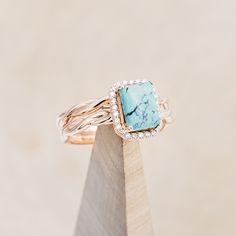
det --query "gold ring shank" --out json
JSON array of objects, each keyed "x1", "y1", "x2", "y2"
[
  {"x1": 65, "y1": 128, "x2": 97, "y2": 145},
  {"x1": 57, "y1": 96, "x2": 172, "y2": 145},
  {"x1": 57, "y1": 98, "x2": 112, "y2": 144}
]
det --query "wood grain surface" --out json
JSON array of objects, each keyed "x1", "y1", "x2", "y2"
[{"x1": 74, "y1": 125, "x2": 153, "y2": 236}]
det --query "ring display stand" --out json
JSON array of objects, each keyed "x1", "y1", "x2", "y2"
[{"x1": 74, "y1": 125, "x2": 153, "y2": 236}]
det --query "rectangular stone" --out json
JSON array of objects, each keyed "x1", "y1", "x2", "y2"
[{"x1": 119, "y1": 81, "x2": 160, "y2": 132}]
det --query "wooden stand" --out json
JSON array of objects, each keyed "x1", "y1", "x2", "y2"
[{"x1": 74, "y1": 125, "x2": 153, "y2": 236}]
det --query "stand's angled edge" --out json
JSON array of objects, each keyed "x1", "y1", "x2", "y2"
[{"x1": 74, "y1": 125, "x2": 153, "y2": 236}]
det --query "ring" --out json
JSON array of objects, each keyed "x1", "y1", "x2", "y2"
[{"x1": 57, "y1": 80, "x2": 172, "y2": 144}]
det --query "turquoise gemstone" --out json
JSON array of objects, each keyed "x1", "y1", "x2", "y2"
[{"x1": 119, "y1": 82, "x2": 160, "y2": 132}]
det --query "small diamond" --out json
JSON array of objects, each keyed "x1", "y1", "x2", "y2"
[
  {"x1": 115, "y1": 124, "x2": 121, "y2": 130},
  {"x1": 113, "y1": 111, "x2": 119, "y2": 117},
  {"x1": 135, "y1": 79, "x2": 140, "y2": 83},
  {"x1": 151, "y1": 130, "x2": 157, "y2": 136},
  {"x1": 115, "y1": 82, "x2": 121, "y2": 88},
  {"x1": 119, "y1": 129, "x2": 125, "y2": 134},
  {"x1": 122, "y1": 80, "x2": 128, "y2": 85},
  {"x1": 138, "y1": 133, "x2": 144, "y2": 139},
  {"x1": 112, "y1": 105, "x2": 118, "y2": 110},
  {"x1": 114, "y1": 118, "x2": 120, "y2": 124},
  {"x1": 125, "y1": 133, "x2": 131, "y2": 139},
  {"x1": 109, "y1": 91, "x2": 115, "y2": 98},
  {"x1": 145, "y1": 132, "x2": 151, "y2": 137},
  {"x1": 111, "y1": 98, "x2": 117, "y2": 104},
  {"x1": 132, "y1": 133, "x2": 138, "y2": 139},
  {"x1": 129, "y1": 80, "x2": 134, "y2": 85}
]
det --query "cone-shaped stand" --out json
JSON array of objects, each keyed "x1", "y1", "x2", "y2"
[{"x1": 74, "y1": 125, "x2": 153, "y2": 236}]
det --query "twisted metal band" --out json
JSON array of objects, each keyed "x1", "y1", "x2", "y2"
[
  {"x1": 57, "y1": 98, "x2": 112, "y2": 144},
  {"x1": 158, "y1": 97, "x2": 173, "y2": 132},
  {"x1": 57, "y1": 97, "x2": 172, "y2": 144}
]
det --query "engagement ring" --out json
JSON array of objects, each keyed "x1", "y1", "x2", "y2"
[{"x1": 57, "y1": 80, "x2": 172, "y2": 144}]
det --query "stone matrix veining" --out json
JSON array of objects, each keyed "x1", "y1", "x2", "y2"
[{"x1": 119, "y1": 81, "x2": 160, "y2": 132}]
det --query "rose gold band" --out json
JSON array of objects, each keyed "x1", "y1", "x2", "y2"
[
  {"x1": 57, "y1": 98, "x2": 112, "y2": 144},
  {"x1": 57, "y1": 96, "x2": 172, "y2": 145}
]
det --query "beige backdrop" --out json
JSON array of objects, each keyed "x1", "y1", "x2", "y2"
[{"x1": 0, "y1": 0, "x2": 236, "y2": 235}]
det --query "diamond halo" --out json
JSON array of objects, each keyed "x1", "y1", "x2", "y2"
[{"x1": 109, "y1": 80, "x2": 161, "y2": 140}]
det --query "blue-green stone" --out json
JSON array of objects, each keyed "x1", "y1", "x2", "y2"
[{"x1": 119, "y1": 82, "x2": 160, "y2": 132}]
